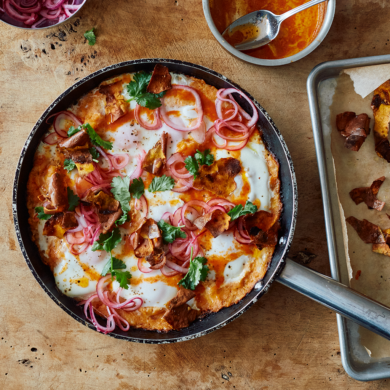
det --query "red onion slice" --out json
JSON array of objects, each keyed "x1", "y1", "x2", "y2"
[
  {"x1": 161, "y1": 265, "x2": 180, "y2": 277},
  {"x1": 166, "y1": 259, "x2": 189, "y2": 274},
  {"x1": 160, "y1": 86, "x2": 203, "y2": 132},
  {"x1": 42, "y1": 132, "x2": 61, "y2": 145},
  {"x1": 137, "y1": 258, "x2": 152, "y2": 273},
  {"x1": 134, "y1": 104, "x2": 162, "y2": 130},
  {"x1": 218, "y1": 88, "x2": 258, "y2": 128}
]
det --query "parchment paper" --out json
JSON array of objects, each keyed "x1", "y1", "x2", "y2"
[
  {"x1": 329, "y1": 72, "x2": 390, "y2": 359},
  {"x1": 344, "y1": 63, "x2": 390, "y2": 98}
]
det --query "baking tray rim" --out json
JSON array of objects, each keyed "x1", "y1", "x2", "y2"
[{"x1": 307, "y1": 54, "x2": 390, "y2": 382}]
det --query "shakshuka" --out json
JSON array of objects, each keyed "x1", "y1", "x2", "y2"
[{"x1": 27, "y1": 64, "x2": 282, "y2": 333}]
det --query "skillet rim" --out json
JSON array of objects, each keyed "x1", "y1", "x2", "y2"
[{"x1": 12, "y1": 58, "x2": 297, "y2": 343}]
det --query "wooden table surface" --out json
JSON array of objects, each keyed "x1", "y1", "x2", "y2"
[{"x1": 1, "y1": 0, "x2": 389, "y2": 388}]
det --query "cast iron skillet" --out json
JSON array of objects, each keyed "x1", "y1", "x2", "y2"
[{"x1": 13, "y1": 59, "x2": 390, "y2": 343}]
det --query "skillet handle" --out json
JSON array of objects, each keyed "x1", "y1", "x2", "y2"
[{"x1": 277, "y1": 258, "x2": 390, "y2": 340}]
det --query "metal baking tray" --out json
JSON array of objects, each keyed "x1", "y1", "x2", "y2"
[{"x1": 307, "y1": 54, "x2": 390, "y2": 381}]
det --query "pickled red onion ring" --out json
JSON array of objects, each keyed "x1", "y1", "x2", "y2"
[
  {"x1": 160, "y1": 86, "x2": 203, "y2": 131},
  {"x1": 137, "y1": 258, "x2": 152, "y2": 273},
  {"x1": 42, "y1": 132, "x2": 61, "y2": 145},
  {"x1": 129, "y1": 149, "x2": 146, "y2": 181},
  {"x1": 161, "y1": 265, "x2": 180, "y2": 277},
  {"x1": 134, "y1": 104, "x2": 162, "y2": 130},
  {"x1": 216, "y1": 89, "x2": 238, "y2": 122},
  {"x1": 234, "y1": 225, "x2": 252, "y2": 244},
  {"x1": 216, "y1": 88, "x2": 258, "y2": 127},
  {"x1": 108, "y1": 153, "x2": 130, "y2": 170},
  {"x1": 4, "y1": 0, "x2": 85, "y2": 29},
  {"x1": 166, "y1": 259, "x2": 189, "y2": 274}
]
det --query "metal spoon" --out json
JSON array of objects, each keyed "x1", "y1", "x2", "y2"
[{"x1": 222, "y1": 0, "x2": 327, "y2": 51}]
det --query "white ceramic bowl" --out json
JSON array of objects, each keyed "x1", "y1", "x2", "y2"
[
  {"x1": 202, "y1": 0, "x2": 335, "y2": 66},
  {"x1": 0, "y1": 0, "x2": 86, "y2": 30}
]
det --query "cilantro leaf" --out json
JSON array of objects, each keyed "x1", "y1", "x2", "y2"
[
  {"x1": 67, "y1": 123, "x2": 112, "y2": 150},
  {"x1": 90, "y1": 147, "x2": 100, "y2": 162},
  {"x1": 83, "y1": 123, "x2": 112, "y2": 150},
  {"x1": 35, "y1": 206, "x2": 51, "y2": 220},
  {"x1": 92, "y1": 228, "x2": 121, "y2": 253},
  {"x1": 113, "y1": 270, "x2": 132, "y2": 289},
  {"x1": 184, "y1": 156, "x2": 199, "y2": 178},
  {"x1": 178, "y1": 256, "x2": 209, "y2": 290},
  {"x1": 126, "y1": 71, "x2": 165, "y2": 110},
  {"x1": 116, "y1": 213, "x2": 128, "y2": 226},
  {"x1": 130, "y1": 178, "x2": 144, "y2": 199},
  {"x1": 127, "y1": 72, "x2": 151, "y2": 97},
  {"x1": 64, "y1": 158, "x2": 76, "y2": 173},
  {"x1": 242, "y1": 201, "x2": 258, "y2": 215},
  {"x1": 185, "y1": 150, "x2": 214, "y2": 179},
  {"x1": 67, "y1": 126, "x2": 79, "y2": 137},
  {"x1": 67, "y1": 187, "x2": 80, "y2": 211},
  {"x1": 137, "y1": 92, "x2": 165, "y2": 110},
  {"x1": 111, "y1": 176, "x2": 131, "y2": 225},
  {"x1": 101, "y1": 256, "x2": 127, "y2": 277},
  {"x1": 148, "y1": 175, "x2": 175, "y2": 193},
  {"x1": 227, "y1": 201, "x2": 258, "y2": 221},
  {"x1": 195, "y1": 149, "x2": 214, "y2": 166},
  {"x1": 84, "y1": 28, "x2": 96, "y2": 46},
  {"x1": 157, "y1": 220, "x2": 187, "y2": 243}
]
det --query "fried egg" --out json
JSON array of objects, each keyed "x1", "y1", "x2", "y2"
[{"x1": 27, "y1": 72, "x2": 281, "y2": 331}]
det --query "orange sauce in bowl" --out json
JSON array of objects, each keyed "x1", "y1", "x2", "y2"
[{"x1": 210, "y1": 0, "x2": 326, "y2": 60}]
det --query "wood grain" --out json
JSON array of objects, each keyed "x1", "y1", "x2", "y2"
[{"x1": 0, "y1": 0, "x2": 389, "y2": 388}]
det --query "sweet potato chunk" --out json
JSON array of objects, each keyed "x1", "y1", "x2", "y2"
[
  {"x1": 243, "y1": 211, "x2": 279, "y2": 249},
  {"x1": 193, "y1": 158, "x2": 241, "y2": 197},
  {"x1": 147, "y1": 64, "x2": 172, "y2": 94},
  {"x1": 43, "y1": 212, "x2": 78, "y2": 239},
  {"x1": 99, "y1": 81, "x2": 127, "y2": 124},
  {"x1": 346, "y1": 216, "x2": 386, "y2": 244},
  {"x1": 84, "y1": 190, "x2": 122, "y2": 233},
  {"x1": 163, "y1": 288, "x2": 197, "y2": 330},
  {"x1": 194, "y1": 209, "x2": 231, "y2": 238},
  {"x1": 132, "y1": 218, "x2": 163, "y2": 259},
  {"x1": 142, "y1": 132, "x2": 168, "y2": 176},
  {"x1": 44, "y1": 169, "x2": 68, "y2": 214},
  {"x1": 336, "y1": 112, "x2": 370, "y2": 151},
  {"x1": 134, "y1": 238, "x2": 154, "y2": 258},
  {"x1": 84, "y1": 191, "x2": 120, "y2": 214},
  {"x1": 371, "y1": 81, "x2": 390, "y2": 161},
  {"x1": 349, "y1": 176, "x2": 385, "y2": 211},
  {"x1": 59, "y1": 130, "x2": 89, "y2": 149},
  {"x1": 59, "y1": 130, "x2": 94, "y2": 176},
  {"x1": 146, "y1": 248, "x2": 166, "y2": 269},
  {"x1": 99, "y1": 209, "x2": 123, "y2": 234}
]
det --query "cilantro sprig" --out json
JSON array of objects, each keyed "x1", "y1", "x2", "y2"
[
  {"x1": 178, "y1": 248, "x2": 209, "y2": 290},
  {"x1": 92, "y1": 228, "x2": 131, "y2": 289},
  {"x1": 64, "y1": 158, "x2": 76, "y2": 173},
  {"x1": 195, "y1": 149, "x2": 214, "y2": 166},
  {"x1": 92, "y1": 228, "x2": 122, "y2": 253},
  {"x1": 67, "y1": 123, "x2": 113, "y2": 150},
  {"x1": 126, "y1": 71, "x2": 165, "y2": 110},
  {"x1": 157, "y1": 220, "x2": 187, "y2": 243},
  {"x1": 148, "y1": 175, "x2": 175, "y2": 193},
  {"x1": 184, "y1": 149, "x2": 214, "y2": 179},
  {"x1": 35, "y1": 206, "x2": 51, "y2": 221},
  {"x1": 90, "y1": 147, "x2": 100, "y2": 162},
  {"x1": 111, "y1": 176, "x2": 131, "y2": 226},
  {"x1": 227, "y1": 201, "x2": 258, "y2": 221},
  {"x1": 84, "y1": 28, "x2": 96, "y2": 46},
  {"x1": 130, "y1": 178, "x2": 145, "y2": 199},
  {"x1": 67, "y1": 187, "x2": 80, "y2": 211}
]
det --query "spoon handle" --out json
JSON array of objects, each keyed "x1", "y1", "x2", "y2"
[{"x1": 278, "y1": 0, "x2": 328, "y2": 23}]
